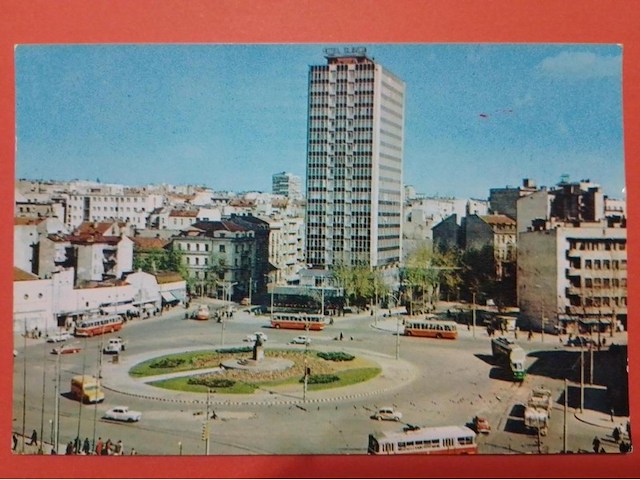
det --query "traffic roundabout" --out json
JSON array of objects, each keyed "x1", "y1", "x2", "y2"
[{"x1": 99, "y1": 343, "x2": 420, "y2": 407}]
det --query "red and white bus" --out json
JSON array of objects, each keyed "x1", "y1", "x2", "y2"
[
  {"x1": 368, "y1": 425, "x2": 477, "y2": 455},
  {"x1": 404, "y1": 319, "x2": 458, "y2": 339},
  {"x1": 74, "y1": 314, "x2": 124, "y2": 337},
  {"x1": 270, "y1": 313, "x2": 326, "y2": 331}
]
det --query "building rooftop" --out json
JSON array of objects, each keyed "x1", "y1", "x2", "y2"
[{"x1": 14, "y1": 267, "x2": 39, "y2": 281}]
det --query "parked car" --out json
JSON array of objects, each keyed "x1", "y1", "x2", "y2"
[
  {"x1": 51, "y1": 343, "x2": 82, "y2": 355},
  {"x1": 244, "y1": 332, "x2": 268, "y2": 343},
  {"x1": 473, "y1": 416, "x2": 491, "y2": 434},
  {"x1": 290, "y1": 336, "x2": 312, "y2": 345},
  {"x1": 47, "y1": 331, "x2": 73, "y2": 343},
  {"x1": 371, "y1": 407, "x2": 403, "y2": 422},
  {"x1": 103, "y1": 406, "x2": 142, "y2": 422}
]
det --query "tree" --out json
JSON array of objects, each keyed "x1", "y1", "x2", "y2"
[
  {"x1": 460, "y1": 245, "x2": 497, "y2": 304},
  {"x1": 331, "y1": 263, "x2": 388, "y2": 309},
  {"x1": 401, "y1": 242, "x2": 462, "y2": 314}
]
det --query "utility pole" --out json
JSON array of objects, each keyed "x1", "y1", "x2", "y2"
[
  {"x1": 203, "y1": 389, "x2": 211, "y2": 455},
  {"x1": 472, "y1": 292, "x2": 476, "y2": 339},
  {"x1": 92, "y1": 340, "x2": 104, "y2": 451},
  {"x1": 395, "y1": 315, "x2": 400, "y2": 360},
  {"x1": 38, "y1": 339, "x2": 47, "y2": 454},
  {"x1": 563, "y1": 378, "x2": 568, "y2": 453},
  {"x1": 589, "y1": 340, "x2": 594, "y2": 385},
  {"x1": 580, "y1": 342, "x2": 585, "y2": 413},
  {"x1": 21, "y1": 321, "x2": 27, "y2": 454},
  {"x1": 53, "y1": 350, "x2": 61, "y2": 453},
  {"x1": 76, "y1": 336, "x2": 88, "y2": 452},
  {"x1": 303, "y1": 360, "x2": 309, "y2": 402}
]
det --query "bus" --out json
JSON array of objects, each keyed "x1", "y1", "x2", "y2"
[
  {"x1": 270, "y1": 313, "x2": 326, "y2": 331},
  {"x1": 368, "y1": 425, "x2": 477, "y2": 455},
  {"x1": 404, "y1": 319, "x2": 458, "y2": 339},
  {"x1": 70, "y1": 375, "x2": 105, "y2": 404},
  {"x1": 74, "y1": 314, "x2": 124, "y2": 337}
]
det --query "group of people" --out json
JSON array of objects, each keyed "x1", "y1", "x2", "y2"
[
  {"x1": 592, "y1": 423, "x2": 633, "y2": 454},
  {"x1": 92, "y1": 437, "x2": 135, "y2": 455}
]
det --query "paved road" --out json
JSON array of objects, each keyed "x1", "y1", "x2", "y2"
[{"x1": 12, "y1": 302, "x2": 630, "y2": 455}]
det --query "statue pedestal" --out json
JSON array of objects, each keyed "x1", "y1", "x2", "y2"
[{"x1": 253, "y1": 344, "x2": 264, "y2": 362}]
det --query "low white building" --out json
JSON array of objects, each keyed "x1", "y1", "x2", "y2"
[
  {"x1": 13, "y1": 267, "x2": 53, "y2": 333},
  {"x1": 12, "y1": 267, "x2": 164, "y2": 333}
]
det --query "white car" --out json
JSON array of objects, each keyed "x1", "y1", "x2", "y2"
[
  {"x1": 244, "y1": 332, "x2": 268, "y2": 343},
  {"x1": 371, "y1": 407, "x2": 403, "y2": 422},
  {"x1": 47, "y1": 331, "x2": 73, "y2": 343},
  {"x1": 290, "y1": 335, "x2": 311, "y2": 345},
  {"x1": 103, "y1": 337, "x2": 126, "y2": 354},
  {"x1": 103, "y1": 406, "x2": 142, "y2": 422}
]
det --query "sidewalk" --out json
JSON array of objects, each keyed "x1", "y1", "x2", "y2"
[{"x1": 10, "y1": 432, "x2": 61, "y2": 455}]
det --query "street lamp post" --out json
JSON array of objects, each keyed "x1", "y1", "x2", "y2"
[
  {"x1": 580, "y1": 341, "x2": 585, "y2": 413},
  {"x1": 388, "y1": 293, "x2": 401, "y2": 360},
  {"x1": 472, "y1": 292, "x2": 476, "y2": 339},
  {"x1": 53, "y1": 349, "x2": 61, "y2": 453},
  {"x1": 535, "y1": 284, "x2": 545, "y2": 343}
]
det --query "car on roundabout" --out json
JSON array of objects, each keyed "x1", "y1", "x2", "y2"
[
  {"x1": 244, "y1": 332, "x2": 268, "y2": 343},
  {"x1": 371, "y1": 407, "x2": 403, "y2": 422},
  {"x1": 47, "y1": 331, "x2": 74, "y2": 343},
  {"x1": 290, "y1": 335, "x2": 311, "y2": 345},
  {"x1": 51, "y1": 343, "x2": 82, "y2": 355},
  {"x1": 103, "y1": 406, "x2": 142, "y2": 422}
]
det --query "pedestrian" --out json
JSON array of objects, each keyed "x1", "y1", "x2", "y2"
[
  {"x1": 95, "y1": 437, "x2": 103, "y2": 456},
  {"x1": 82, "y1": 437, "x2": 90, "y2": 455},
  {"x1": 65, "y1": 441, "x2": 73, "y2": 455},
  {"x1": 114, "y1": 439, "x2": 123, "y2": 455},
  {"x1": 12, "y1": 433, "x2": 17, "y2": 450},
  {"x1": 130, "y1": 447, "x2": 137, "y2": 455},
  {"x1": 613, "y1": 426, "x2": 621, "y2": 443},
  {"x1": 339, "y1": 331, "x2": 344, "y2": 341},
  {"x1": 29, "y1": 429, "x2": 38, "y2": 446},
  {"x1": 592, "y1": 436, "x2": 601, "y2": 453},
  {"x1": 104, "y1": 438, "x2": 112, "y2": 455},
  {"x1": 528, "y1": 330, "x2": 533, "y2": 341}
]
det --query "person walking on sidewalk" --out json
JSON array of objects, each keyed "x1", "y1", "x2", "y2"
[
  {"x1": 95, "y1": 437, "x2": 103, "y2": 456},
  {"x1": 28, "y1": 429, "x2": 38, "y2": 446},
  {"x1": 592, "y1": 436, "x2": 601, "y2": 453},
  {"x1": 82, "y1": 437, "x2": 91, "y2": 455}
]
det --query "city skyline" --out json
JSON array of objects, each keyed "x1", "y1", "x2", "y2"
[{"x1": 16, "y1": 44, "x2": 625, "y2": 200}]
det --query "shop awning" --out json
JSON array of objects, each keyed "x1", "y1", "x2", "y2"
[
  {"x1": 100, "y1": 304, "x2": 135, "y2": 315},
  {"x1": 161, "y1": 291, "x2": 178, "y2": 303}
]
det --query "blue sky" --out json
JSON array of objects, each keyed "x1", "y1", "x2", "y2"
[{"x1": 15, "y1": 44, "x2": 624, "y2": 200}]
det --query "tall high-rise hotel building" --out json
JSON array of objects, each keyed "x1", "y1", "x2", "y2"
[{"x1": 305, "y1": 48, "x2": 405, "y2": 269}]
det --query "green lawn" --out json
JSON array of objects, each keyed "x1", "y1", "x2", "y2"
[
  {"x1": 129, "y1": 350, "x2": 234, "y2": 377},
  {"x1": 131, "y1": 349, "x2": 382, "y2": 394},
  {"x1": 148, "y1": 376, "x2": 256, "y2": 394},
  {"x1": 307, "y1": 367, "x2": 381, "y2": 391}
]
